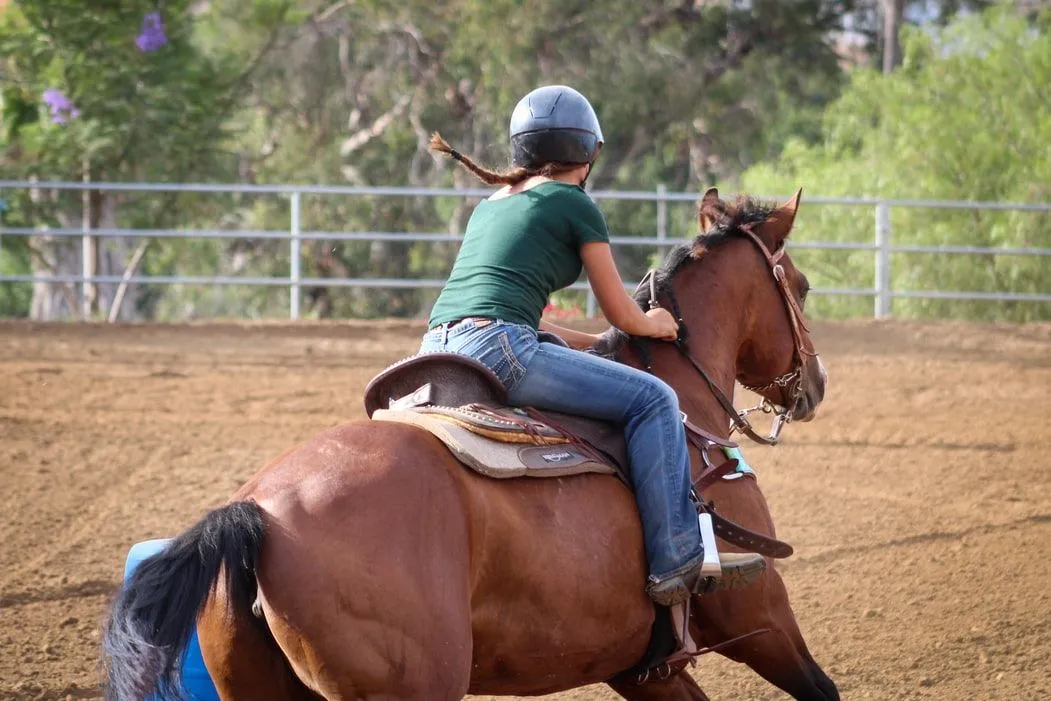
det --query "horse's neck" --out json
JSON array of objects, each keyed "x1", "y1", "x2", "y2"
[
  {"x1": 613, "y1": 282, "x2": 743, "y2": 442},
  {"x1": 678, "y1": 276, "x2": 745, "y2": 441}
]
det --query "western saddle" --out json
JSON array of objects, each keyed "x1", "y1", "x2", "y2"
[{"x1": 364, "y1": 351, "x2": 629, "y2": 480}]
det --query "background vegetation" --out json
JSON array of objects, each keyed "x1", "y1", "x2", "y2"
[{"x1": 1, "y1": 0, "x2": 1047, "y2": 321}]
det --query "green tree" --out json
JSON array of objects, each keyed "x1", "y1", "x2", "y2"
[
  {"x1": 740, "y1": 8, "x2": 1051, "y2": 321},
  {"x1": 209, "y1": 0, "x2": 853, "y2": 319},
  {"x1": 3, "y1": 0, "x2": 857, "y2": 321},
  {"x1": 0, "y1": 0, "x2": 293, "y2": 319}
]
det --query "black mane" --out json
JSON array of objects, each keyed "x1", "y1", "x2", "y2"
[{"x1": 591, "y1": 196, "x2": 777, "y2": 357}]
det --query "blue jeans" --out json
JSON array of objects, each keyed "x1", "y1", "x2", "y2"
[{"x1": 420, "y1": 320, "x2": 704, "y2": 580}]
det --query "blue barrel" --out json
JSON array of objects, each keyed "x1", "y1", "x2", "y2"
[{"x1": 122, "y1": 539, "x2": 221, "y2": 701}]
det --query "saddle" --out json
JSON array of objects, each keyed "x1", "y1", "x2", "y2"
[
  {"x1": 364, "y1": 352, "x2": 629, "y2": 481},
  {"x1": 364, "y1": 352, "x2": 785, "y2": 557}
]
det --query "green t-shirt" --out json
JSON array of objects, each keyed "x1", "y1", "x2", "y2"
[{"x1": 429, "y1": 181, "x2": 610, "y2": 329}]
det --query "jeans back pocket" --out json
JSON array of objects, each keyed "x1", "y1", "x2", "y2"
[{"x1": 497, "y1": 331, "x2": 527, "y2": 387}]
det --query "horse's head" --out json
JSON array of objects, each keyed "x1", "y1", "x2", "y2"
[{"x1": 696, "y1": 187, "x2": 826, "y2": 423}]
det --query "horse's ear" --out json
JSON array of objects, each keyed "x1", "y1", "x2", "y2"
[
  {"x1": 698, "y1": 187, "x2": 722, "y2": 233},
  {"x1": 759, "y1": 187, "x2": 803, "y2": 243},
  {"x1": 780, "y1": 187, "x2": 803, "y2": 225}
]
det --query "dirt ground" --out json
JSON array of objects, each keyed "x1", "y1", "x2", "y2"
[{"x1": 0, "y1": 319, "x2": 1049, "y2": 701}]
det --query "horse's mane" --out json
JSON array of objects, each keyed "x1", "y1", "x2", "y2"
[{"x1": 591, "y1": 196, "x2": 776, "y2": 358}]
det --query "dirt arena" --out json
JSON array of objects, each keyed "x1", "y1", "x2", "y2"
[{"x1": 1, "y1": 319, "x2": 1049, "y2": 700}]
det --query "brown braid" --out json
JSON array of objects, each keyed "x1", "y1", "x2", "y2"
[{"x1": 429, "y1": 132, "x2": 580, "y2": 186}]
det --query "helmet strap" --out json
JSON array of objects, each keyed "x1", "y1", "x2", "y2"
[{"x1": 579, "y1": 162, "x2": 593, "y2": 190}]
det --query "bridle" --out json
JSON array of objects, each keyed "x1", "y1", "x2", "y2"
[{"x1": 637, "y1": 223, "x2": 818, "y2": 446}]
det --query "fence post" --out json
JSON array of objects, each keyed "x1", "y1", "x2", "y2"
[
  {"x1": 81, "y1": 159, "x2": 96, "y2": 320},
  {"x1": 290, "y1": 191, "x2": 301, "y2": 320},
  {"x1": 874, "y1": 202, "x2": 891, "y2": 318},
  {"x1": 656, "y1": 183, "x2": 668, "y2": 258}
]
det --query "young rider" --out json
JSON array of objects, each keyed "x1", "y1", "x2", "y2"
[{"x1": 422, "y1": 85, "x2": 765, "y2": 606}]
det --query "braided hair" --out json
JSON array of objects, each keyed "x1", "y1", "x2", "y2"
[{"x1": 429, "y1": 133, "x2": 581, "y2": 186}]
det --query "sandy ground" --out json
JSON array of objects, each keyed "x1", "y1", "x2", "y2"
[{"x1": 0, "y1": 319, "x2": 1049, "y2": 701}]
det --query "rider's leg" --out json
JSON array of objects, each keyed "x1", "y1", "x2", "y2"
[{"x1": 505, "y1": 339, "x2": 764, "y2": 603}]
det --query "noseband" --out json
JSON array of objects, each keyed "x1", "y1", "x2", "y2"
[{"x1": 640, "y1": 225, "x2": 817, "y2": 446}]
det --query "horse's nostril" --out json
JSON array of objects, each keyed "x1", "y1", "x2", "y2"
[{"x1": 794, "y1": 401, "x2": 817, "y2": 422}]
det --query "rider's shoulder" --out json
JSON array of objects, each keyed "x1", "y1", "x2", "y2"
[{"x1": 543, "y1": 181, "x2": 598, "y2": 208}]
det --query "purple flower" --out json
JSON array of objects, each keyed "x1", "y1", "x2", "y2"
[
  {"x1": 135, "y1": 11, "x2": 167, "y2": 53},
  {"x1": 42, "y1": 89, "x2": 80, "y2": 124}
]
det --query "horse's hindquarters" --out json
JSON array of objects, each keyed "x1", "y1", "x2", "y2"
[
  {"x1": 208, "y1": 422, "x2": 476, "y2": 700},
  {"x1": 203, "y1": 420, "x2": 657, "y2": 699}
]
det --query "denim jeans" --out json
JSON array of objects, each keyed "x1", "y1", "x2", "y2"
[{"x1": 420, "y1": 319, "x2": 704, "y2": 580}]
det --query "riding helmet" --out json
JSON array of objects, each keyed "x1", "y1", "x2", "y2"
[{"x1": 509, "y1": 85, "x2": 604, "y2": 168}]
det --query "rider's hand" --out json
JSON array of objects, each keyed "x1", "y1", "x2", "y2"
[{"x1": 643, "y1": 308, "x2": 679, "y2": 341}]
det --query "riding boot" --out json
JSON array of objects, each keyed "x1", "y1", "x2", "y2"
[{"x1": 645, "y1": 552, "x2": 767, "y2": 607}]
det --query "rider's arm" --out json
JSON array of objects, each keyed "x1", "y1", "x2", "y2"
[
  {"x1": 581, "y1": 242, "x2": 677, "y2": 340},
  {"x1": 538, "y1": 318, "x2": 600, "y2": 350}
]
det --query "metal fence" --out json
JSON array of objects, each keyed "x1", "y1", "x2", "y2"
[{"x1": 1, "y1": 180, "x2": 1050, "y2": 320}]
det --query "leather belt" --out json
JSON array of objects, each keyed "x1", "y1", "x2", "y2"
[{"x1": 447, "y1": 317, "x2": 493, "y2": 328}]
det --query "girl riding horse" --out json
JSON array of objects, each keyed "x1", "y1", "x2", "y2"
[{"x1": 423, "y1": 84, "x2": 765, "y2": 604}]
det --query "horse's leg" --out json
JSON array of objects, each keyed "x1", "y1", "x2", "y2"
[
  {"x1": 693, "y1": 479, "x2": 838, "y2": 701},
  {"x1": 608, "y1": 669, "x2": 710, "y2": 701},
  {"x1": 198, "y1": 582, "x2": 321, "y2": 701},
  {"x1": 692, "y1": 570, "x2": 837, "y2": 700}
]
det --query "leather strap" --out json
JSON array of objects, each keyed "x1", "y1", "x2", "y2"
[
  {"x1": 682, "y1": 416, "x2": 737, "y2": 448},
  {"x1": 706, "y1": 505, "x2": 794, "y2": 559},
  {"x1": 692, "y1": 458, "x2": 739, "y2": 493},
  {"x1": 613, "y1": 624, "x2": 776, "y2": 686},
  {"x1": 738, "y1": 225, "x2": 816, "y2": 360},
  {"x1": 671, "y1": 335, "x2": 778, "y2": 444},
  {"x1": 464, "y1": 404, "x2": 547, "y2": 442}
]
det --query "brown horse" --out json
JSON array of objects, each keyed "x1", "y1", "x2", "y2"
[{"x1": 102, "y1": 188, "x2": 835, "y2": 700}]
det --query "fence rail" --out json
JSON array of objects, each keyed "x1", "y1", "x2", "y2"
[{"x1": 1, "y1": 180, "x2": 1049, "y2": 320}]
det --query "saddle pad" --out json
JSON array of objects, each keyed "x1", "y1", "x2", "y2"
[{"x1": 372, "y1": 409, "x2": 617, "y2": 479}]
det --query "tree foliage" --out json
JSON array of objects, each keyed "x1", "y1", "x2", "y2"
[
  {"x1": 741, "y1": 7, "x2": 1051, "y2": 321},
  {"x1": 1, "y1": 1, "x2": 1045, "y2": 322},
  {"x1": 0, "y1": 0, "x2": 295, "y2": 317}
]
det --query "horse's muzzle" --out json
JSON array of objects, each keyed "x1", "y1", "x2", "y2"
[{"x1": 791, "y1": 354, "x2": 827, "y2": 422}]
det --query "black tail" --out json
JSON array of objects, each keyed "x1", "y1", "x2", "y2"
[{"x1": 101, "y1": 501, "x2": 265, "y2": 701}]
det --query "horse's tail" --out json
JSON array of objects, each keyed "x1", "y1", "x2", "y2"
[{"x1": 101, "y1": 501, "x2": 265, "y2": 701}]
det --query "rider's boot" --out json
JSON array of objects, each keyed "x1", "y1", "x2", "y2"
[{"x1": 645, "y1": 552, "x2": 767, "y2": 606}]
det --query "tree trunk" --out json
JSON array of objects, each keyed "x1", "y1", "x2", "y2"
[
  {"x1": 30, "y1": 189, "x2": 142, "y2": 321},
  {"x1": 28, "y1": 183, "x2": 78, "y2": 321},
  {"x1": 29, "y1": 234, "x2": 78, "y2": 320},
  {"x1": 95, "y1": 195, "x2": 145, "y2": 321},
  {"x1": 882, "y1": 0, "x2": 905, "y2": 74}
]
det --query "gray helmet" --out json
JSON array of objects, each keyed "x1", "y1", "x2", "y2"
[{"x1": 509, "y1": 85, "x2": 604, "y2": 168}]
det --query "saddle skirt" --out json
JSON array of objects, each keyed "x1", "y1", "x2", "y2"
[{"x1": 364, "y1": 352, "x2": 628, "y2": 481}]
